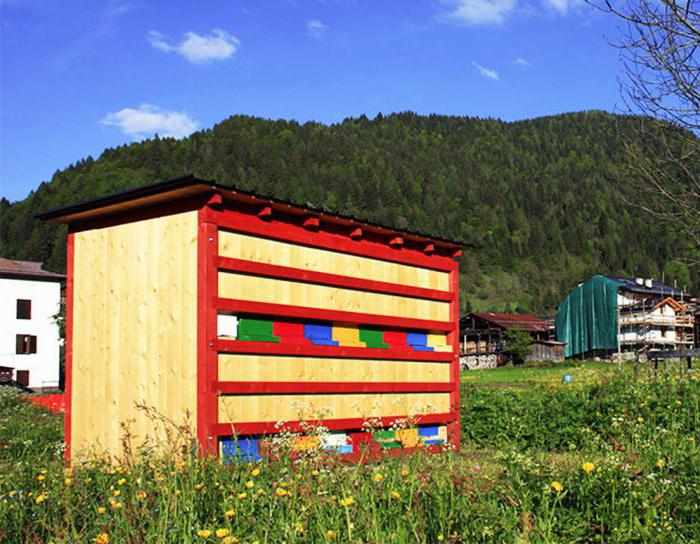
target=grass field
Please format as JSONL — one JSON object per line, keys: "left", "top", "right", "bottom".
{"left": 1, "top": 363, "right": 699, "bottom": 543}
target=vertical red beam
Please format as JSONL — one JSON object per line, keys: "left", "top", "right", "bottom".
{"left": 197, "top": 202, "right": 220, "bottom": 455}
{"left": 448, "top": 261, "right": 461, "bottom": 450}
{"left": 64, "top": 231, "right": 74, "bottom": 462}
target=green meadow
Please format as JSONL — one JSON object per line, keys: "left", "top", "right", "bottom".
{"left": 1, "top": 363, "right": 699, "bottom": 543}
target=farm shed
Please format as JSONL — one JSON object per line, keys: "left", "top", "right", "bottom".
{"left": 459, "top": 312, "right": 564, "bottom": 368}
{"left": 38, "top": 175, "right": 463, "bottom": 461}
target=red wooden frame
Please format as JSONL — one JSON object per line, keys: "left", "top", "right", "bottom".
{"left": 64, "top": 232, "right": 74, "bottom": 461}
{"left": 202, "top": 195, "right": 462, "bottom": 455}
{"left": 212, "top": 411, "right": 454, "bottom": 437}
{"left": 214, "top": 381, "right": 453, "bottom": 394}
{"left": 206, "top": 207, "right": 455, "bottom": 272}
{"left": 197, "top": 205, "right": 220, "bottom": 455}
{"left": 215, "top": 338, "right": 453, "bottom": 361}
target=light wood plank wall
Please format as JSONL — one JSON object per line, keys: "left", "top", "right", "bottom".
{"left": 217, "top": 228, "right": 455, "bottom": 428}
{"left": 219, "top": 230, "right": 449, "bottom": 290}
{"left": 218, "top": 393, "right": 451, "bottom": 423}
{"left": 71, "top": 211, "right": 198, "bottom": 458}
{"left": 218, "top": 354, "right": 450, "bottom": 382}
{"left": 218, "top": 272, "right": 450, "bottom": 321}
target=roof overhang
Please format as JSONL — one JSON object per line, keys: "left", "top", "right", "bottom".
{"left": 36, "top": 174, "right": 467, "bottom": 252}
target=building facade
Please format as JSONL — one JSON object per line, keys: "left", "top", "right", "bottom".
{"left": 556, "top": 275, "right": 695, "bottom": 358}
{"left": 0, "top": 258, "right": 64, "bottom": 391}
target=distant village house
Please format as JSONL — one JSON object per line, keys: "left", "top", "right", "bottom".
{"left": 556, "top": 275, "right": 696, "bottom": 359}
{"left": 0, "top": 258, "right": 64, "bottom": 392}
{"left": 460, "top": 312, "right": 565, "bottom": 369}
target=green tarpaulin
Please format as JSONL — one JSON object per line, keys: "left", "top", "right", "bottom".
{"left": 555, "top": 275, "right": 622, "bottom": 358}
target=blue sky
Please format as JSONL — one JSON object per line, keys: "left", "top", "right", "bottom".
{"left": 1, "top": 0, "right": 625, "bottom": 201}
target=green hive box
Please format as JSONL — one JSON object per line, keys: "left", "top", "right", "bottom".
{"left": 359, "top": 327, "right": 389, "bottom": 349}
{"left": 237, "top": 317, "right": 280, "bottom": 342}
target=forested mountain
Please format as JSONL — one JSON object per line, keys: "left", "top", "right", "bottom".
{"left": 1, "top": 110, "right": 696, "bottom": 314}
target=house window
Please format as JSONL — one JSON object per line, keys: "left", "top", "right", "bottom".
{"left": 16, "top": 299, "right": 31, "bottom": 320}
{"left": 15, "top": 334, "right": 37, "bottom": 354}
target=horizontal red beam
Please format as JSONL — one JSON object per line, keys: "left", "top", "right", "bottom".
{"left": 214, "top": 381, "right": 453, "bottom": 395}
{"left": 216, "top": 298, "right": 453, "bottom": 332}
{"left": 210, "top": 209, "right": 457, "bottom": 272}
{"left": 216, "top": 256, "right": 454, "bottom": 302}
{"left": 214, "top": 338, "right": 454, "bottom": 361}
{"left": 212, "top": 412, "right": 455, "bottom": 436}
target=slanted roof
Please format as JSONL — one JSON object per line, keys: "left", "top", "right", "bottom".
{"left": 653, "top": 296, "right": 686, "bottom": 312}
{"left": 466, "top": 312, "right": 552, "bottom": 333}
{"left": 0, "top": 258, "right": 65, "bottom": 282}
{"left": 607, "top": 276, "right": 684, "bottom": 297}
{"left": 36, "top": 174, "right": 466, "bottom": 253}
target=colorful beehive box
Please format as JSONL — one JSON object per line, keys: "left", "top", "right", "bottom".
{"left": 304, "top": 322, "right": 340, "bottom": 346}
{"left": 40, "top": 175, "right": 462, "bottom": 460}
{"left": 427, "top": 333, "right": 452, "bottom": 352}
{"left": 332, "top": 323, "right": 366, "bottom": 347}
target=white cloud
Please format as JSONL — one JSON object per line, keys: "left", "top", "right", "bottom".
{"left": 514, "top": 57, "right": 531, "bottom": 66}
{"left": 472, "top": 61, "right": 499, "bottom": 80}
{"left": 441, "top": 0, "right": 516, "bottom": 25}
{"left": 147, "top": 29, "right": 240, "bottom": 64}
{"left": 542, "top": 0, "right": 581, "bottom": 14}
{"left": 100, "top": 104, "right": 199, "bottom": 139}
{"left": 306, "top": 19, "right": 326, "bottom": 38}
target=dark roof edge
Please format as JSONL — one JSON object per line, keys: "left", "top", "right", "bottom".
{"left": 36, "top": 174, "right": 468, "bottom": 248}
{"left": 34, "top": 174, "right": 201, "bottom": 221}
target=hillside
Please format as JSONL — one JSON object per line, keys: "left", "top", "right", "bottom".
{"left": 0, "top": 110, "right": 695, "bottom": 313}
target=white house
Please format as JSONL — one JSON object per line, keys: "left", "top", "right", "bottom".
{"left": 0, "top": 258, "right": 64, "bottom": 392}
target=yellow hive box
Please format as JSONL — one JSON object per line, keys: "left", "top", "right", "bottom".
{"left": 332, "top": 324, "right": 367, "bottom": 347}
{"left": 291, "top": 435, "right": 321, "bottom": 451}
{"left": 397, "top": 428, "right": 420, "bottom": 448}
{"left": 427, "top": 333, "right": 452, "bottom": 352}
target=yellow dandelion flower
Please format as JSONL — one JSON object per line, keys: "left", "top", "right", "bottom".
{"left": 65, "top": 478, "right": 72, "bottom": 486}
{"left": 656, "top": 459, "right": 666, "bottom": 469}
{"left": 195, "top": 483, "right": 204, "bottom": 491}
{"left": 251, "top": 468, "right": 261, "bottom": 477}
{"left": 97, "top": 506, "right": 106, "bottom": 514}
{"left": 224, "top": 509, "right": 234, "bottom": 518}
{"left": 113, "top": 489, "right": 121, "bottom": 497}
{"left": 40, "top": 469, "right": 48, "bottom": 474}
{"left": 136, "top": 490, "right": 147, "bottom": 500}
{"left": 275, "top": 487, "right": 288, "bottom": 497}
{"left": 339, "top": 496, "right": 355, "bottom": 507}
{"left": 311, "top": 470, "right": 320, "bottom": 477}
{"left": 373, "top": 473, "right": 383, "bottom": 482}
{"left": 222, "top": 537, "right": 240, "bottom": 544}
{"left": 35, "top": 494, "right": 46, "bottom": 504}
{"left": 215, "top": 528, "right": 230, "bottom": 538}
{"left": 326, "top": 529, "right": 337, "bottom": 540}
{"left": 37, "top": 475, "right": 45, "bottom": 481}
{"left": 389, "top": 491, "right": 401, "bottom": 500}
{"left": 197, "top": 529, "right": 212, "bottom": 538}
{"left": 294, "top": 522, "right": 304, "bottom": 534}
{"left": 93, "top": 533, "right": 110, "bottom": 544}
{"left": 237, "top": 492, "right": 247, "bottom": 500}
{"left": 551, "top": 481, "right": 564, "bottom": 493}
{"left": 175, "top": 489, "right": 182, "bottom": 496}
{"left": 437, "top": 536, "right": 444, "bottom": 542}
{"left": 257, "top": 488, "right": 264, "bottom": 495}
{"left": 581, "top": 462, "right": 596, "bottom": 474}
{"left": 637, "top": 417, "right": 644, "bottom": 423}
{"left": 400, "top": 468, "right": 410, "bottom": 477}
{"left": 245, "top": 480, "right": 254, "bottom": 489}
{"left": 117, "top": 478, "right": 126, "bottom": 485}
